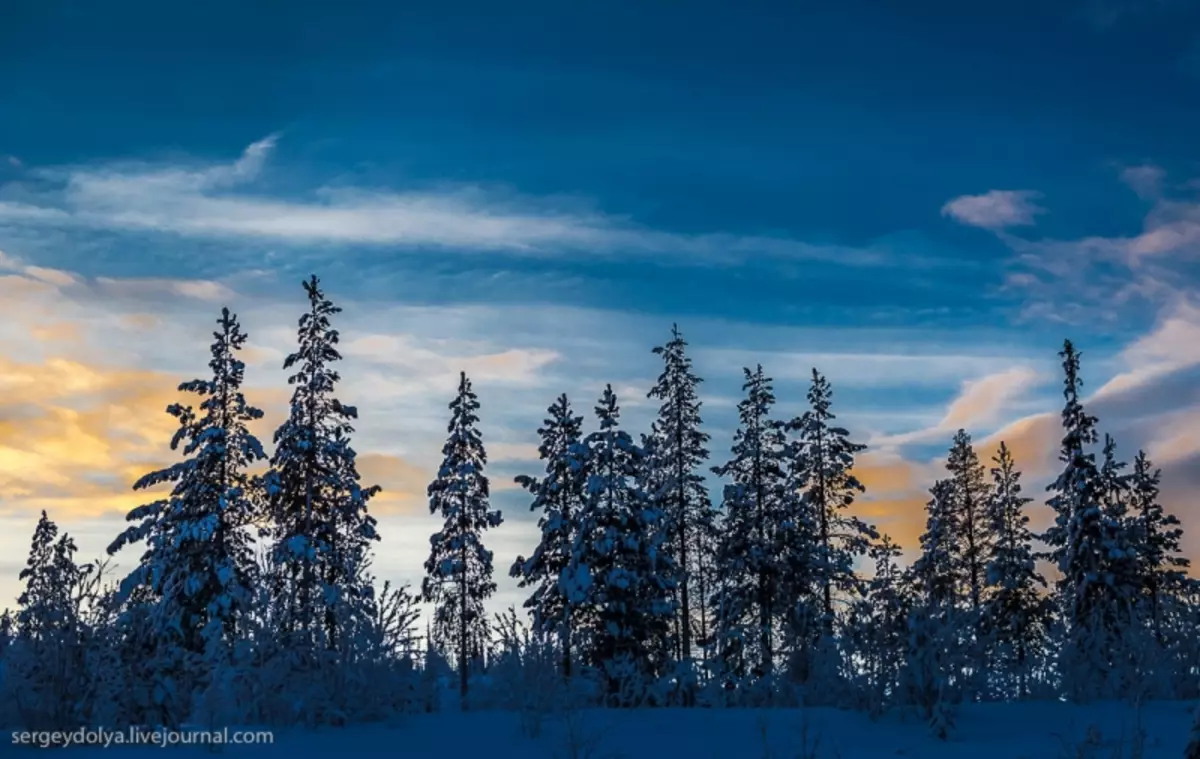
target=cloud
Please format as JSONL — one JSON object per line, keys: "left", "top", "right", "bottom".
{"left": 0, "top": 137, "right": 925, "bottom": 267}
{"left": 341, "top": 334, "right": 560, "bottom": 388}
{"left": 1121, "top": 165, "right": 1166, "bottom": 200}
{"left": 1094, "top": 299, "right": 1200, "bottom": 399}
{"left": 941, "top": 190, "right": 1045, "bottom": 230}
{"left": 868, "top": 366, "right": 1046, "bottom": 450}
{"left": 851, "top": 306, "right": 1200, "bottom": 559}
{"left": 94, "top": 276, "right": 236, "bottom": 303}
{"left": 0, "top": 248, "right": 79, "bottom": 289}
{"left": 356, "top": 452, "right": 430, "bottom": 515}
{"left": 696, "top": 347, "right": 1041, "bottom": 390}
{"left": 0, "top": 354, "right": 192, "bottom": 518}
{"left": 941, "top": 367, "right": 1045, "bottom": 428}
{"left": 1146, "top": 408, "right": 1200, "bottom": 466}
{"left": 0, "top": 257, "right": 579, "bottom": 530}
{"left": 1, "top": 247, "right": 232, "bottom": 305}
{"left": 995, "top": 173, "right": 1200, "bottom": 324}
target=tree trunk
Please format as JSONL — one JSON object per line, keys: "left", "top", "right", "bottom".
{"left": 677, "top": 396, "right": 692, "bottom": 661}
{"left": 459, "top": 523, "right": 469, "bottom": 706}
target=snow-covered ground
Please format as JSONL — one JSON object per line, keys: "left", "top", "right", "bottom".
{"left": 42, "top": 701, "right": 1195, "bottom": 758}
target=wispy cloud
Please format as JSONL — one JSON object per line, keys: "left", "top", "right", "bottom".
{"left": 1094, "top": 298, "right": 1200, "bottom": 398}
{"left": 869, "top": 366, "right": 1047, "bottom": 451}
{"left": 1121, "top": 164, "right": 1166, "bottom": 199}
{"left": 956, "top": 172, "right": 1200, "bottom": 324}
{"left": 0, "top": 136, "right": 909, "bottom": 267}
{"left": 941, "top": 190, "right": 1045, "bottom": 230}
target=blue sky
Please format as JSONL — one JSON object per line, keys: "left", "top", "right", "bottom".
{"left": 1, "top": 0, "right": 1199, "bottom": 615}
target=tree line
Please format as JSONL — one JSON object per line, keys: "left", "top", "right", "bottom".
{"left": 1, "top": 276, "right": 1196, "bottom": 736}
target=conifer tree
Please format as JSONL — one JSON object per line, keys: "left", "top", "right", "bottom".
{"left": 1128, "top": 450, "right": 1190, "bottom": 642}
{"left": 1097, "top": 434, "right": 1141, "bottom": 620}
{"left": 1041, "top": 340, "right": 1126, "bottom": 698}
{"left": 980, "top": 442, "right": 1051, "bottom": 699}
{"left": 855, "top": 533, "right": 911, "bottom": 714}
{"left": 423, "top": 372, "right": 502, "bottom": 704}
{"left": 510, "top": 393, "right": 586, "bottom": 678}
{"left": 907, "top": 480, "right": 959, "bottom": 715}
{"left": 265, "top": 277, "right": 380, "bottom": 652}
{"left": 786, "top": 369, "right": 875, "bottom": 631}
{"left": 711, "top": 365, "right": 787, "bottom": 679}
{"left": 636, "top": 431, "right": 678, "bottom": 668}
{"left": 109, "top": 308, "right": 266, "bottom": 656}
{"left": 14, "top": 512, "right": 95, "bottom": 728}
{"left": 564, "top": 385, "right": 676, "bottom": 704}
{"left": 777, "top": 424, "right": 822, "bottom": 684}
{"left": 1042, "top": 340, "right": 1099, "bottom": 609}
{"left": 18, "top": 513, "right": 90, "bottom": 640}
{"left": 647, "top": 325, "right": 712, "bottom": 662}
{"left": 915, "top": 480, "right": 958, "bottom": 610}
{"left": 945, "top": 429, "right": 993, "bottom": 613}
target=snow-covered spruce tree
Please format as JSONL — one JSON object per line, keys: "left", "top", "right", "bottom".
{"left": 785, "top": 370, "right": 874, "bottom": 631}
{"left": 979, "top": 442, "right": 1052, "bottom": 700}
{"left": 265, "top": 276, "right": 381, "bottom": 657}
{"left": 1040, "top": 340, "right": 1134, "bottom": 700}
{"left": 775, "top": 422, "right": 822, "bottom": 692}
{"left": 563, "top": 385, "right": 676, "bottom": 706}
{"left": 9, "top": 512, "right": 95, "bottom": 729}
{"left": 782, "top": 369, "right": 878, "bottom": 696}
{"left": 942, "top": 429, "right": 994, "bottom": 700}
{"left": 851, "top": 533, "right": 912, "bottom": 716}
{"left": 647, "top": 324, "right": 713, "bottom": 665}
{"left": 1097, "top": 433, "right": 1157, "bottom": 697}
{"left": 1097, "top": 434, "right": 1142, "bottom": 611}
{"left": 422, "top": 371, "right": 503, "bottom": 706}
{"left": 1128, "top": 450, "right": 1190, "bottom": 645}
{"left": 913, "top": 481, "right": 958, "bottom": 618}
{"left": 107, "top": 308, "right": 266, "bottom": 723}
{"left": 511, "top": 393, "right": 587, "bottom": 680}
{"left": 945, "top": 430, "right": 993, "bottom": 614}
{"left": 636, "top": 432, "right": 679, "bottom": 674}
{"left": 906, "top": 480, "right": 960, "bottom": 716}
{"left": 711, "top": 365, "right": 788, "bottom": 689}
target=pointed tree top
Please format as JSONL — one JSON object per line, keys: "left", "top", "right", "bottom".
{"left": 596, "top": 384, "right": 621, "bottom": 427}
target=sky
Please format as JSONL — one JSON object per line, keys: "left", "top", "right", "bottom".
{"left": 1, "top": 0, "right": 1199, "bottom": 620}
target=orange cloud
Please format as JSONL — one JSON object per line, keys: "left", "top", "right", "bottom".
{"left": 29, "top": 321, "right": 82, "bottom": 343}
{"left": 851, "top": 452, "right": 935, "bottom": 554}
{"left": 357, "top": 452, "right": 432, "bottom": 515}
{"left": 0, "top": 356, "right": 182, "bottom": 518}
{"left": 854, "top": 495, "right": 930, "bottom": 557}
{"left": 940, "top": 366, "right": 1043, "bottom": 430}
{"left": 977, "top": 411, "right": 1060, "bottom": 482}
{"left": 870, "top": 366, "right": 1044, "bottom": 451}
{"left": 0, "top": 351, "right": 290, "bottom": 520}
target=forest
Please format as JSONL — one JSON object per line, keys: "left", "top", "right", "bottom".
{"left": 1, "top": 274, "right": 1198, "bottom": 748}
